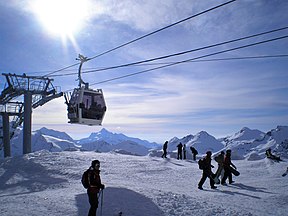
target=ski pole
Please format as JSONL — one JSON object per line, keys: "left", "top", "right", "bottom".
{"left": 100, "top": 189, "right": 104, "bottom": 216}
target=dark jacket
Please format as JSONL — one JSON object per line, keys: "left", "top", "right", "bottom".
{"left": 88, "top": 167, "right": 102, "bottom": 192}
{"left": 223, "top": 154, "right": 236, "bottom": 169}
{"left": 202, "top": 156, "right": 213, "bottom": 172}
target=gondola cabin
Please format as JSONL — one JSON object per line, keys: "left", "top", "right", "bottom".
{"left": 66, "top": 87, "right": 106, "bottom": 126}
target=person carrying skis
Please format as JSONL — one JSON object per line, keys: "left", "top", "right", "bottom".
{"left": 177, "top": 142, "right": 183, "bottom": 160}
{"left": 161, "top": 141, "right": 168, "bottom": 158}
{"left": 190, "top": 146, "right": 198, "bottom": 161}
{"left": 214, "top": 151, "right": 225, "bottom": 182}
{"left": 221, "top": 150, "right": 237, "bottom": 185}
{"left": 87, "top": 160, "right": 105, "bottom": 216}
{"left": 198, "top": 151, "right": 217, "bottom": 190}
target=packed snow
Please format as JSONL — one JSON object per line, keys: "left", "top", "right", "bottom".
{"left": 0, "top": 150, "right": 288, "bottom": 216}
{"left": 0, "top": 126, "right": 288, "bottom": 215}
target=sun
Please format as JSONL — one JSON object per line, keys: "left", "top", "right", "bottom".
{"left": 31, "top": 0, "right": 89, "bottom": 38}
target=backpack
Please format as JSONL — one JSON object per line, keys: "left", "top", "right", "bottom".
{"left": 214, "top": 155, "right": 221, "bottom": 163}
{"left": 198, "top": 158, "right": 204, "bottom": 170}
{"left": 81, "top": 169, "right": 90, "bottom": 189}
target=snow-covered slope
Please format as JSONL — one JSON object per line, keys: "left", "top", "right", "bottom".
{"left": 0, "top": 151, "right": 287, "bottom": 216}
{"left": 223, "top": 126, "right": 288, "bottom": 160}
{"left": 187, "top": 131, "right": 224, "bottom": 154}
{"left": 38, "top": 127, "right": 74, "bottom": 142}
{"left": 9, "top": 128, "right": 79, "bottom": 155}
{"left": 166, "top": 131, "right": 224, "bottom": 155}
{"left": 78, "top": 128, "right": 159, "bottom": 149}
{"left": 1, "top": 126, "right": 288, "bottom": 160}
{"left": 223, "top": 127, "right": 265, "bottom": 143}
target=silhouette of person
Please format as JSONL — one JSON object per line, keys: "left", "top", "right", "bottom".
{"left": 198, "top": 151, "right": 217, "bottom": 190}
{"left": 183, "top": 144, "right": 187, "bottom": 159}
{"left": 161, "top": 141, "right": 168, "bottom": 158}
{"left": 177, "top": 142, "right": 183, "bottom": 160}
{"left": 190, "top": 146, "right": 198, "bottom": 161}
{"left": 87, "top": 160, "right": 105, "bottom": 216}
{"left": 221, "top": 150, "right": 237, "bottom": 185}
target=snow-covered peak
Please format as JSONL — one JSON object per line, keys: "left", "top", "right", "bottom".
{"left": 187, "top": 131, "right": 224, "bottom": 154}
{"left": 79, "top": 128, "right": 159, "bottom": 149}
{"left": 37, "top": 127, "right": 74, "bottom": 142}
{"left": 226, "top": 127, "right": 265, "bottom": 142}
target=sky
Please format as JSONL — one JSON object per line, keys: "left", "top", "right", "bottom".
{"left": 0, "top": 0, "right": 288, "bottom": 143}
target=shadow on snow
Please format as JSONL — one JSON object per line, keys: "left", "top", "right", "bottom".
{"left": 75, "top": 187, "right": 165, "bottom": 216}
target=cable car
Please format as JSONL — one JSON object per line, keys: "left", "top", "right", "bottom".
{"left": 64, "top": 54, "right": 107, "bottom": 126}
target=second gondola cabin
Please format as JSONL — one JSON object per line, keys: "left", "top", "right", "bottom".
{"left": 66, "top": 86, "right": 106, "bottom": 126}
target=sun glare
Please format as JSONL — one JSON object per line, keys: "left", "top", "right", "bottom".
{"left": 32, "top": 0, "right": 89, "bottom": 38}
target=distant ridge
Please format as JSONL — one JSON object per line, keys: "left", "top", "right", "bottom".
{"left": 1, "top": 126, "right": 287, "bottom": 160}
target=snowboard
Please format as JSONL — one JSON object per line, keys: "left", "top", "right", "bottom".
{"left": 230, "top": 166, "right": 240, "bottom": 176}
{"left": 282, "top": 168, "right": 288, "bottom": 177}
{"left": 211, "top": 173, "right": 220, "bottom": 184}
{"left": 213, "top": 176, "right": 220, "bottom": 184}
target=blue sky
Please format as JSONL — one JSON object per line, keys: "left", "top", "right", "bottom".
{"left": 0, "top": 0, "right": 288, "bottom": 143}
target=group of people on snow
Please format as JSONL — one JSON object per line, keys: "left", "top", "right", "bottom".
{"left": 198, "top": 149, "right": 237, "bottom": 190}
{"left": 84, "top": 143, "right": 286, "bottom": 215}
{"left": 161, "top": 141, "right": 239, "bottom": 190}
{"left": 162, "top": 141, "right": 198, "bottom": 160}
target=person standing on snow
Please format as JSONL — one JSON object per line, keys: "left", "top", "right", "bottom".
{"left": 190, "top": 146, "right": 198, "bottom": 161}
{"left": 198, "top": 151, "right": 217, "bottom": 190}
{"left": 162, "top": 141, "right": 168, "bottom": 158}
{"left": 87, "top": 160, "right": 105, "bottom": 216}
{"left": 214, "top": 151, "right": 225, "bottom": 181}
{"left": 177, "top": 142, "right": 183, "bottom": 160}
{"left": 221, "top": 150, "right": 237, "bottom": 185}
{"left": 183, "top": 144, "right": 187, "bottom": 160}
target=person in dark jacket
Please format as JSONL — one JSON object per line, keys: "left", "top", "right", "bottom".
{"left": 87, "top": 160, "right": 105, "bottom": 216}
{"left": 214, "top": 151, "right": 225, "bottom": 181}
{"left": 177, "top": 142, "right": 183, "bottom": 160}
{"left": 198, "top": 151, "right": 217, "bottom": 190}
{"left": 161, "top": 141, "right": 168, "bottom": 158}
{"left": 190, "top": 147, "right": 198, "bottom": 161}
{"left": 221, "top": 150, "right": 237, "bottom": 185}
{"left": 183, "top": 144, "right": 187, "bottom": 160}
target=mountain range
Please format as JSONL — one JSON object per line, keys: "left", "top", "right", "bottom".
{"left": 1, "top": 126, "right": 287, "bottom": 160}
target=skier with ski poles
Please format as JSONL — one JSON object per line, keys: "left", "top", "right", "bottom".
{"left": 86, "top": 160, "right": 105, "bottom": 216}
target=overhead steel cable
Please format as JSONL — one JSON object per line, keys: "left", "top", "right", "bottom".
{"left": 44, "top": 0, "right": 236, "bottom": 77}
{"left": 88, "top": 35, "right": 288, "bottom": 86}
{"left": 48, "top": 26, "right": 288, "bottom": 77}
{"left": 87, "top": 0, "right": 236, "bottom": 61}
{"left": 18, "top": 54, "right": 288, "bottom": 76}
{"left": 133, "top": 54, "right": 288, "bottom": 66}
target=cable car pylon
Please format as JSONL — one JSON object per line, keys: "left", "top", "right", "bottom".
{"left": 64, "top": 54, "right": 107, "bottom": 126}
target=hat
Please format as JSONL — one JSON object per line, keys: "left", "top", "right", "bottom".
{"left": 91, "top": 160, "right": 100, "bottom": 167}
{"left": 226, "top": 149, "right": 231, "bottom": 153}
{"left": 206, "top": 151, "right": 212, "bottom": 156}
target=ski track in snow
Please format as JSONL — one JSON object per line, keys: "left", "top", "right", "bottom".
{"left": 0, "top": 151, "right": 287, "bottom": 216}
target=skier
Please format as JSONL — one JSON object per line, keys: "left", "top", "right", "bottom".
{"left": 198, "top": 151, "right": 217, "bottom": 190}
{"left": 190, "top": 146, "right": 198, "bottom": 161}
{"left": 214, "top": 151, "right": 225, "bottom": 182}
{"left": 183, "top": 144, "right": 187, "bottom": 160}
{"left": 265, "top": 148, "right": 281, "bottom": 161}
{"left": 177, "top": 142, "right": 183, "bottom": 160}
{"left": 161, "top": 141, "right": 168, "bottom": 158}
{"left": 221, "top": 150, "right": 237, "bottom": 185}
{"left": 86, "top": 160, "right": 105, "bottom": 216}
